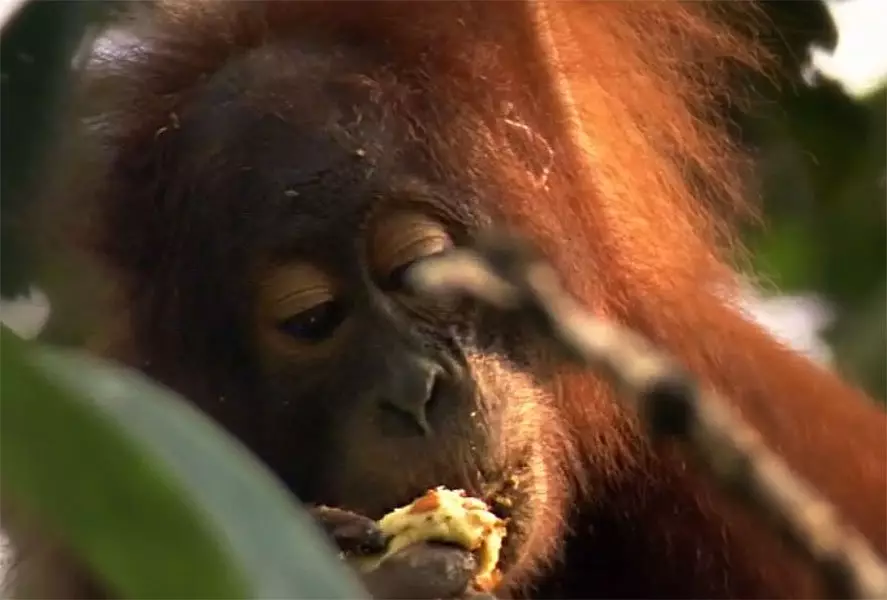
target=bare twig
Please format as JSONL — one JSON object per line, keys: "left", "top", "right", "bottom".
{"left": 406, "top": 235, "right": 887, "bottom": 600}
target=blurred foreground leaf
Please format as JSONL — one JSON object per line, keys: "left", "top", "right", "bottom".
{"left": 0, "top": 327, "right": 367, "bottom": 598}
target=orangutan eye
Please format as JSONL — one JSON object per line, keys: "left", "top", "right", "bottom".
{"left": 371, "top": 212, "right": 453, "bottom": 292}
{"left": 260, "top": 262, "right": 346, "bottom": 349}
{"left": 385, "top": 250, "right": 448, "bottom": 292}
{"left": 277, "top": 299, "right": 347, "bottom": 343}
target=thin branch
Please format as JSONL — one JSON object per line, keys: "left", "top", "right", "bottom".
{"left": 406, "top": 236, "right": 887, "bottom": 600}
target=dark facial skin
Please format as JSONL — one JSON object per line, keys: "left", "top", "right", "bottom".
{"left": 140, "top": 42, "right": 563, "bottom": 598}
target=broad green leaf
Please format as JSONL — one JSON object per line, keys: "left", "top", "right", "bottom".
{"left": 0, "top": 327, "right": 367, "bottom": 598}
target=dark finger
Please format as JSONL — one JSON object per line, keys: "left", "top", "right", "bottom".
{"left": 361, "top": 543, "right": 477, "bottom": 600}
{"left": 310, "top": 505, "right": 389, "bottom": 555}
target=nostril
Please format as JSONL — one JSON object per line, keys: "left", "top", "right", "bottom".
{"left": 376, "top": 356, "right": 445, "bottom": 436}
{"left": 424, "top": 371, "right": 445, "bottom": 421}
{"left": 379, "top": 398, "right": 432, "bottom": 436}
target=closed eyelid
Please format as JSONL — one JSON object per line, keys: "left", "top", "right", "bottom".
{"left": 385, "top": 235, "right": 450, "bottom": 267}
{"left": 260, "top": 263, "right": 338, "bottom": 318}
{"left": 273, "top": 287, "right": 335, "bottom": 317}
{"left": 369, "top": 212, "right": 453, "bottom": 276}
{"left": 257, "top": 261, "right": 350, "bottom": 361}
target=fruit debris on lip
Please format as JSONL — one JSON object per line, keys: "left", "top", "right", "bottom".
{"left": 352, "top": 486, "right": 508, "bottom": 592}
{"left": 485, "top": 473, "right": 521, "bottom": 519}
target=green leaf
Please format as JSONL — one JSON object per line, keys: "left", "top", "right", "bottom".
{"left": 0, "top": 327, "right": 367, "bottom": 598}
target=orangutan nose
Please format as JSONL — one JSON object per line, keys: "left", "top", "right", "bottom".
{"left": 377, "top": 352, "right": 444, "bottom": 436}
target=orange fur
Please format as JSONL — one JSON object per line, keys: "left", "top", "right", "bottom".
{"left": 17, "top": 2, "right": 887, "bottom": 598}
